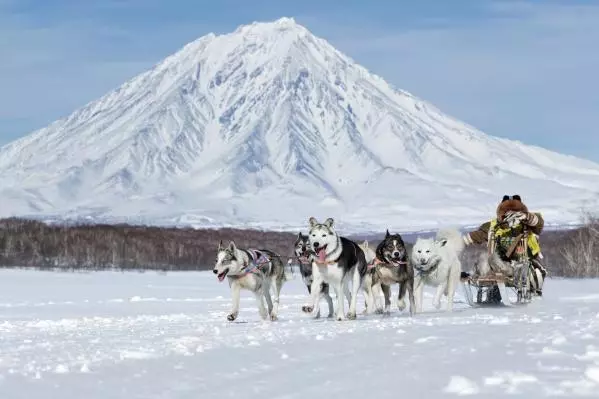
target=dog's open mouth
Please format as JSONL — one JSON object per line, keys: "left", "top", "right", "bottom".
{"left": 316, "top": 245, "right": 328, "bottom": 263}
{"left": 217, "top": 269, "right": 229, "bottom": 282}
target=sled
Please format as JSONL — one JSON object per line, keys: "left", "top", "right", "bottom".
{"left": 460, "top": 230, "right": 535, "bottom": 307}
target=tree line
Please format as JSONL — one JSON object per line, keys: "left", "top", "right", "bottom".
{"left": 0, "top": 214, "right": 596, "bottom": 277}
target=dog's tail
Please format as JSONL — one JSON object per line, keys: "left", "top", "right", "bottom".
{"left": 435, "top": 227, "right": 465, "bottom": 255}
{"left": 359, "top": 240, "right": 376, "bottom": 264}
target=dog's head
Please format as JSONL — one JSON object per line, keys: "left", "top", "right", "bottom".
{"left": 410, "top": 237, "right": 443, "bottom": 272}
{"left": 376, "top": 230, "right": 407, "bottom": 264}
{"left": 307, "top": 217, "right": 338, "bottom": 262}
{"left": 294, "top": 232, "right": 313, "bottom": 263}
{"left": 213, "top": 240, "right": 245, "bottom": 282}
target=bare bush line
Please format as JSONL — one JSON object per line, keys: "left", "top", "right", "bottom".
{"left": 0, "top": 215, "right": 596, "bottom": 277}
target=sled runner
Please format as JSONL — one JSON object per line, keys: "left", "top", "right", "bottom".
{"left": 461, "top": 229, "right": 535, "bottom": 307}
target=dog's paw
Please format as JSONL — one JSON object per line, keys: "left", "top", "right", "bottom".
{"left": 375, "top": 308, "right": 384, "bottom": 315}
{"left": 301, "top": 305, "right": 313, "bottom": 313}
{"left": 336, "top": 314, "right": 345, "bottom": 321}
{"left": 270, "top": 313, "right": 278, "bottom": 321}
{"left": 433, "top": 301, "right": 441, "bottom": 310}
{"left": 346, "top": 312, "right": 357, "bottom": 320}
{"left": 397, "top": 299, "right": 406, "bottom": 311}
{"left": 226, "top": 313, "right": 237, "bottom": 321}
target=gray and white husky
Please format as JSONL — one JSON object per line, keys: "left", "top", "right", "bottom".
{"left": 410, "top": 228, "right": 465, "bottom": 312}
{"left": 213, "top": 240, "right": 289, "bottom": 321}
{"left": 304, "top": 217, "right": 374, "bottom": 321}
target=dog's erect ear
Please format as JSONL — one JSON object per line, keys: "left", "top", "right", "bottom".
{"left": 362, "top": 240, "right": 369, "bottom": 247}
{"left": 309, "top": 217, "right": 318, "bottom": 227}
{"left": 502, "top": 195, "right": 510, "bottom": 202}
{"left": 513, "top": 194, "right": 521, "bottom": 201}
{"left": 324, "top": 218, "right": 334, "bottom": 229}
{"left": 218, "top": 240, "right": 223, "bottom": 250}
{"left": 228, "top": 241, "right": 236, "bottom": 252}
{"left": 297, "top": 232, "right": 303, "bottom": 239}
{"left": 437, "top": 239, "right": 448, "bottom": 247}
{"left": 385, "top": 229, "right": 390, "bottom": 238}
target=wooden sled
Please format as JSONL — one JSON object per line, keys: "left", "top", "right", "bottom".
{"left": 460, "top": 231, "right": 535, "bottom": 307}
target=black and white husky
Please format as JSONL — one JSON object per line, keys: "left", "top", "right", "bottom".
{"left": 304, "top": 217, "right": 373, "bottom": 321}
{"left": 213, "top": 240, "right": 289, "bottom": 322}
{"left": 293, "top": 232, "right": 351, "bottom": 318}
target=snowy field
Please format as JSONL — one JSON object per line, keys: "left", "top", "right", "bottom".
{"left": 1, "top": 269, "right": 599, "bottom": 398}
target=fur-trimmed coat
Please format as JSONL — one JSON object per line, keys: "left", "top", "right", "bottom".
{"left": 464, "top": 197, "right": 544, "bottom": 246}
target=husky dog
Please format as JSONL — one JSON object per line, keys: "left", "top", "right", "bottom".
{"left": 358, "top": 240, "right": 385, "bottom": 314}
{"left": 370, "top": 230, "right": 416, "bottom": 315}
{"left": 293, "top": 232, "right": 334, "bottom": 318}
{"left": 410, "top": 228, "right": 465, "bottom": 312}
{"left": 213, "top": 240, "right": 289, "bottom": 321}
{"left": 305, "top": 217, "right": 373, "bottom": 321}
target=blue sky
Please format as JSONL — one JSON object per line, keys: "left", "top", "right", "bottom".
{"left": 1, "top": 0, "right": 598, "bottom": 161}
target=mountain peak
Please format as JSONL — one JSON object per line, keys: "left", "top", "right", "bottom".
{"left": 0, "top": 18, "right": 598, "bottom": 232}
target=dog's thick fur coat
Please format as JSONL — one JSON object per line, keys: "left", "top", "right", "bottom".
{"left": 213, "top": 241, "right": 289, "bottom": 321}
{"left": 294, "top": 232, "right": 351, "bottom": 318}
{"left": 411, "top": 228, "right": 465, "bottom": 312}
{"left": 370, "top": 230, "right": 416, "bottom": 315}
{"left": 305, "top": 217, "right": 373, "bottom": 320}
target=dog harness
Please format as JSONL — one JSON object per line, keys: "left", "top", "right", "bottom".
{"left": 241, "top": 249, "right": 271, "bottom": 275}
{"left": 368, "top": 257, "right": 408, "bottom": 270}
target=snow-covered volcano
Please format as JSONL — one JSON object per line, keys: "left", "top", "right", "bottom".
{"left": 0, "top": 17, "right": 598, "bottom": 233}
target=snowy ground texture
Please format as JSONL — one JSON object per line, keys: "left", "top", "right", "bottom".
{"left": 1, "top": 269, "right": 599, "bottom": 398}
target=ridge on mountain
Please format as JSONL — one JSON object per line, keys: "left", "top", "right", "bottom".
{"left": 0, "top": 17, "right": 597, "bottom": 233}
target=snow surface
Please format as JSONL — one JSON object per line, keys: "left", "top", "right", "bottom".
{"left": 1, "top": 268, "right": 599, "bottom": 398}
{"left": 0, "top": 17, "right": 598, "bottom": 233}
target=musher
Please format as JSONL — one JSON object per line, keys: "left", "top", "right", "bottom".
{"left": 461, "top": 194, "right": 547, "bottom": 302}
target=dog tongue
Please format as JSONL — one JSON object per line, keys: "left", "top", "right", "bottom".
{"left": 317, "top": 248, "right": 326, "bottom": 262}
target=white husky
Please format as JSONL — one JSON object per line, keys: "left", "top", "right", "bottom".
{"left": 410, "top": 228, "right": 465, "bottom": 312}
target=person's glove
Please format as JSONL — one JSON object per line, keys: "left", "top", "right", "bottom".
{"left": 503, "top": 211, "right": 527, "bottom": 227}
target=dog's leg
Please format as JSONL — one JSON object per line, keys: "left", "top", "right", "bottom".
{"left": 361, "top": 274, "right": 371, "bottom": 315}
{"left": 227, "top": 280, "right": 242, "bottom": 321}
{"left": 433, "top": 283, "right": 446, "bottom": 310}
{"left": 381, "top": 283, "right": 391, "bottom": 314}
{"left": 254, "top": 289, "right": 268, "bottom": 320}
{"left": 347, "top": 266, "right": 361, "bottom": 320}
{"left": 334, "top": 278, "right": 346, "bottom": 321}
{"left": 306, "top": 266, "right": 323, "bottom": 318}
{"left": 445, "top": 271, "right": 459, "bottom": 312}
{"left": 397, "top": 282, "right": 407, "bottom": 312}
{"left": 263, "top": 279, "right": 274, "bottom": 315}
{"left": 407, "top": 279, "right": 416, "bottom": 316}
{"left": 322, "top": 283, "right": 334, "bottom": 318}
{"left": 344, "top": 283, "right": 352, "bottom": 309}
{"left": 372, "top": 282, "right": 384, "bottom": 314}
{"left": 303, "top": 281, "right": 320, "bottom": 318}
{"left": 269, "top": 275, "right": 283, "bottom": 321}
{"left": 414, "top": 276, "right": 424, "bottom": 313}
{"left": 362, "top": 277, "right": 375, "bottom": 315}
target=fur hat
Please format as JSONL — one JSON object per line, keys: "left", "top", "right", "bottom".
{"left": 496, "top": 194, "right": 528, "bottom": 222}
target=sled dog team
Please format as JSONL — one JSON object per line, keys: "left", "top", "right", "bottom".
{"left": 212, "top": 216, "right": 466, "bottom": 322}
